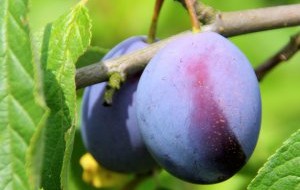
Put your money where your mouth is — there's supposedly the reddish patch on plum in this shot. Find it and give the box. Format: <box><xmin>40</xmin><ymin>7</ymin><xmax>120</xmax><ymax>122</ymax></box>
<box><xmin>185</xmin><ymin>59</ymin><xmax>246</xmax><ymax>180</ymax></box>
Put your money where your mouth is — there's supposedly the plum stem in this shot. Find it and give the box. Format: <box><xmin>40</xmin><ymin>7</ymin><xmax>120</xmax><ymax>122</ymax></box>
<box><xmin>175</xmin><ymin>0</ymin><xmax>216</xmax><ymax>25</ymax></box>
<box><xmin>255</xmin><ymin>32</ymin><xmax>300</xmax><ymax>81</ymax></box>
<box><xmin>184</xmin><ymin>0</ymin><xmax>201</xmax><ymax>32</ymax></box>
<box><xmin>148</xmin><ymin>0</ymin><xmax>165</xmax><ymax>44</ymax></box>
<box><xmin>76</xmin><ymin>3</ymin><xmax>300</xmax><ymax>89</ymax></box>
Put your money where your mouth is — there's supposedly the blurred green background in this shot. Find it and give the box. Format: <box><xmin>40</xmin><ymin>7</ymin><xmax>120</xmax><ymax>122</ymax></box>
<box><xmin>29</xmin><ymin>0</ymin><xmax>300</xmax><ymax>189</ymax></box>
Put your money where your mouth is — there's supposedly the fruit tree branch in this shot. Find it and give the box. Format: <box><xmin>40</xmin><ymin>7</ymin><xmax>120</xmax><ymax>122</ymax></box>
<box><xmin>255</xmin><ymin>32</ymin><xmax>300</xmax><ymax>81</ymax></box>
<box><xmin>76</xmin><ymin>3</ymin><xmax>300</xmax><ymax>89</ymax></box>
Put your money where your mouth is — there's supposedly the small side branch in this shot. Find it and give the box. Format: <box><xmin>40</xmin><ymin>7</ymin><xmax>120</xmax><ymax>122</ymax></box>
<box><xmin>255</xmin><ymin>32</ymin><xmax>300</xmax><ymax>81</ymax></box>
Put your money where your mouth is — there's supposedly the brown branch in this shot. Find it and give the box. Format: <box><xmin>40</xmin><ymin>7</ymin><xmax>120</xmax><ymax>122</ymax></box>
<box><xmin>76</xmin><ymin>3</ymin><xmax>300</xmax><ymax>89</ymax></box>
<box><xmin>255</xmin><ymin>32</ymin><xmax>300</xmax><ymax>81</ymax></box>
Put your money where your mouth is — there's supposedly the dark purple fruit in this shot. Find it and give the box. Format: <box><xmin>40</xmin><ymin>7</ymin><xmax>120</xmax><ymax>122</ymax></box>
<box><xmin>81</xmin><ymin>36</ymin><xmax>157</xmax><ymax>173</ymax></box>
<box><xmin>136</xmin><ymin>32</ymin><xmax>261</xmax><ymax>183</ymax></box>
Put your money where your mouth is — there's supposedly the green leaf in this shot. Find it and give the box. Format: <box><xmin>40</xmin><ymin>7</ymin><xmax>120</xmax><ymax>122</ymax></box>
<box><xmin>76</xmin><ymin>46</ymin><xmax>109</xmax><ymax>68</ymax></box>
<box><xmin>248</xmin><ymin>129</ymin><xmax>300</xmax><ymax>190</ymax></box>
<box><xmin>40</xmin><ymin>1</ymin><xmax>91</xmax><ymax>189</ymax></box>
<box><xmin>0</xmin><ymin>0</ymin><xmax>48</xmax><ymax>189</ymax></box>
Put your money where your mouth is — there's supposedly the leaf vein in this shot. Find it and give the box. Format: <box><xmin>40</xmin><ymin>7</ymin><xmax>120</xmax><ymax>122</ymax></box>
<box><xmin>8</xmin><ymin>48</ymin><xmax>34</xmax><ymax>84</ymax></box>
<box><xmin>10</xmin><ymin>95</ymin><xmax>36</xmax><ymax>130</ymax></box>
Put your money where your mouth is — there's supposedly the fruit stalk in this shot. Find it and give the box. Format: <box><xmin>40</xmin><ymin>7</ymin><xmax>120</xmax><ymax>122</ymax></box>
<box><xmin>184</xmin><ymin>0</ymin><xmax>201</xmax><ymax>32</ymax></box>
<box><xmin>175</xmin><ymin>0</ymin><xmax>216</xmax><ymax>25</ymax></box>
<box><xmin>148</xmin><ymin>0</ymin><xmax>165</xmax><ymax>43</ymax></box>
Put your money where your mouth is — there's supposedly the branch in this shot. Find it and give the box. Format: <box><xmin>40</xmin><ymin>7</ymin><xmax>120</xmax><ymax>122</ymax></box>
<box><xmin>255</xmin><ymin>32</ymin><xmax>300</xmax><ymax>81</ymax></box>
<box><xmin>76</xmin><ymin>4</ymin><xmax>300</xmax><ymax>89</ymax></box>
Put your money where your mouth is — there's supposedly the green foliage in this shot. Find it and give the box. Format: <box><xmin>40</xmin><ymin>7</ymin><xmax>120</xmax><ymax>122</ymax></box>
<box><xmin>0</xmin><ymin>0</ymin><xmax>48</xmax><ymax>189</ymax></box>
<box><xmin>39</xmin><ymin>1</ymin><xmax>91</xmax><ymax>189</ymax></box>
<box><xmin>248</xmin><ymin>129</ymin><xmax>300</xmax><ymax>190</ymax></box>
<box><xmin>76</xmin><ymin>46</ymin><xmax>109</xmax><ymax>68</ymax></box>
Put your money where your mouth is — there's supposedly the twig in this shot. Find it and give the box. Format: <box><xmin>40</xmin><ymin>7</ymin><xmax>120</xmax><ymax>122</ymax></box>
<box><xmin>255</xmin><ymin>32</ymin><xmax>300</xmax><ymax>81</ymax></box>
<box><xmin>76</xmin><ymin>4</ymin><xmax>300</xmax><ymax>89</ymax></box>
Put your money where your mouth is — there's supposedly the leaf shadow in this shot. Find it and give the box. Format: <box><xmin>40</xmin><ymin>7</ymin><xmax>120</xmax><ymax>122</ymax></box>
<box><xmin>40</xmin><ymin>23</ymin><xmax>73</xmax><ymax>190</ymax></box>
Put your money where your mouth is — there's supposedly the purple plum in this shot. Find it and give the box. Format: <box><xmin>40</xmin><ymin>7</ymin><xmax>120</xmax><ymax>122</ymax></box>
<box><xmin>81</xmin><ymin>36</ymin><xmax>157</xmax><ymax>173</ymax></box>
<box><xmin>136</xmin><ymin>32</ymin><xmax>261</xmax><ymax>183</ymax></box>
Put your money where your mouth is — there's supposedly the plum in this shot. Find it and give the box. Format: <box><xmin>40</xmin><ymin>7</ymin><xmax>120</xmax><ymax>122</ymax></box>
<box><xmin>81</xmin><ymin>36</ymin><xmax>157</xmax><ymax>173</ymax></box>
<box><xmin>136</xmin><ymin>32</ymin><xmax>261</xmax><ymax>183</ymax></box>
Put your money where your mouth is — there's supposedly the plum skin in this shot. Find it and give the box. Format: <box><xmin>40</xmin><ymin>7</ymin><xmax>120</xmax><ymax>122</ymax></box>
<box><xmin>136</xmin><ymin>32</ymin><xmax>261</xmax><ymax>183</ymax></box>
<box><xmin>81</xmin><ymin>36</ymin><xmax>157</xmax><ymax>173</ymax></box>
